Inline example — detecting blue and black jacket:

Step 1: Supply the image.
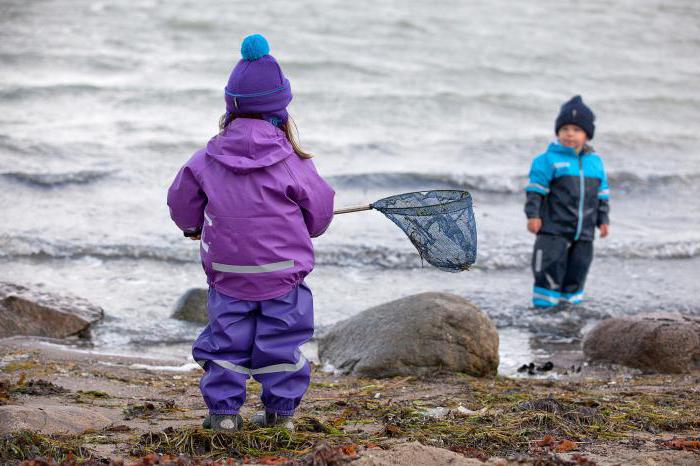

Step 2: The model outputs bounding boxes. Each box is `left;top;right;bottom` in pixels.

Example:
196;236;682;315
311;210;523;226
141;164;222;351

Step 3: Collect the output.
524;142;610;241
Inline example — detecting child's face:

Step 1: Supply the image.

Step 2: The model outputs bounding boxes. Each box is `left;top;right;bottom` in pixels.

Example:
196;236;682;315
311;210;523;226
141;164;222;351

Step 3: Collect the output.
557;125;587;152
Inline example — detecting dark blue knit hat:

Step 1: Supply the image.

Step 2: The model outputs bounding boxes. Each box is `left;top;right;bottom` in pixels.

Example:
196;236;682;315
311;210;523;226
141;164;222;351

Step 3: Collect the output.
555;95;595;139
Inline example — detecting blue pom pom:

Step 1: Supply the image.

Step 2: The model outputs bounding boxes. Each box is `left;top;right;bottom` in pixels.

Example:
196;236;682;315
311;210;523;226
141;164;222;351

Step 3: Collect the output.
241;34;270;61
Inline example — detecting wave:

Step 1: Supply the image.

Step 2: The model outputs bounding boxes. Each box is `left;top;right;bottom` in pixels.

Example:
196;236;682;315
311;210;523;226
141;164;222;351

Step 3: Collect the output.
0;135;98;158
327;170;700;195
602;240;700;261
0;169;115;187
0;236;193;263
317;245;424;269
327;172;522;194
0;84;215;103
606;171;700;189
480;239;700;269
602;95;700;108
283;59;387;76
126;139;200;154
0;235;420;268
0;237;443;269
163;18;214;31
0;84;105;101
1;235;698;270
0;51;142;72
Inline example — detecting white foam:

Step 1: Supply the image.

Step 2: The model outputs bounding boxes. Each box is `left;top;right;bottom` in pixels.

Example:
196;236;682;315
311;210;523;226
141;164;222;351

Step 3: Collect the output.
128;362;202;372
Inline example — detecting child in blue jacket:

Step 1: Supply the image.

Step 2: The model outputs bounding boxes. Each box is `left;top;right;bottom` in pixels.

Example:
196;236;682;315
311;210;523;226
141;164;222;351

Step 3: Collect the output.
524;96;610;308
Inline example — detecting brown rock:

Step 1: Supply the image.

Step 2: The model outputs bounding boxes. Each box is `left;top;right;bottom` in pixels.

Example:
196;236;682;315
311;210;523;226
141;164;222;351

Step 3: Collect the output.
318;292;499;378
354;441;506;466
583;313;700;373
0;282;103;339
0;404;112;434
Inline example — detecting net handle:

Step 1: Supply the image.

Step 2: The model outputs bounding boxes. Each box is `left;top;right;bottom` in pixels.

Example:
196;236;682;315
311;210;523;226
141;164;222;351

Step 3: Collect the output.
333;204;373;215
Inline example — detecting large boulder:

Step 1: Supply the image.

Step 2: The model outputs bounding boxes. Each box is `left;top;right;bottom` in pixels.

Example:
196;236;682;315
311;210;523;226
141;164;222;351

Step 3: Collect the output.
0;283;103;339
318;292;499;378
171;288;208;323
583;313;700;373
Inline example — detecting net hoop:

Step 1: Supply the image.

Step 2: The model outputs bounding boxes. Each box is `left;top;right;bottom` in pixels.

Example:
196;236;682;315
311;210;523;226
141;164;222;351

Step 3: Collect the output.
371;190;473;216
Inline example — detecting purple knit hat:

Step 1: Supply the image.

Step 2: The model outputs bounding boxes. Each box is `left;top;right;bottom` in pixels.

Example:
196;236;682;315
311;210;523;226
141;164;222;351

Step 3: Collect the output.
224;34;292;127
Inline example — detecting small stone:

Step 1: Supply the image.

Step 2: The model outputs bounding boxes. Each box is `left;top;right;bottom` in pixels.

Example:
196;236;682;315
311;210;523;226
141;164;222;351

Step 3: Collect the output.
171;288;208;323
536;361;554;372
422;407;449;419
456;405;486;416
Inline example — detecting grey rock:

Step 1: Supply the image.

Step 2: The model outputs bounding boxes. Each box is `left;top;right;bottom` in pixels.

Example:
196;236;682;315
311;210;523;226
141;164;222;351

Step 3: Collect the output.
172;288;208;323
0;282;103;339
583;313;700;373
318;292;499;378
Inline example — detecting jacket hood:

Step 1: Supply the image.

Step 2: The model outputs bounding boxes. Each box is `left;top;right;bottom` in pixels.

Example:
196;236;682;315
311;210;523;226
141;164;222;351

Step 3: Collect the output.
206;118;294;174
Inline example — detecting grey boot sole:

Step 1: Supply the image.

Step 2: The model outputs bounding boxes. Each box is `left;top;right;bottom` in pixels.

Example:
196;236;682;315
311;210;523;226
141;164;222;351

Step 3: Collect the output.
204;414;243;432
251;411;294;430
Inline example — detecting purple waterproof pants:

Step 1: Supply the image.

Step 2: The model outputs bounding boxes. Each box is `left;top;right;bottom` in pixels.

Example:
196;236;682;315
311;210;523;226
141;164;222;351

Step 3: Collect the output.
192;283;313;416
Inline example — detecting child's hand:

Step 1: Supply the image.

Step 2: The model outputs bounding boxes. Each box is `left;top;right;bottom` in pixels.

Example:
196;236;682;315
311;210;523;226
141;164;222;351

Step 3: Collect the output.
599;224;609;238
527;218;542;234
189;234;201;241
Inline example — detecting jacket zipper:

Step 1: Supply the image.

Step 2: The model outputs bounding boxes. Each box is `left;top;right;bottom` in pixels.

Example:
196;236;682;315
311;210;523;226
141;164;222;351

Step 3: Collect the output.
574;154;585;241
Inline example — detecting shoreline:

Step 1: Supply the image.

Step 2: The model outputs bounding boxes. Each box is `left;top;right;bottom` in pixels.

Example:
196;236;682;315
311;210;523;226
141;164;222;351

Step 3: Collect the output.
1;336;698;465
0;327;608;380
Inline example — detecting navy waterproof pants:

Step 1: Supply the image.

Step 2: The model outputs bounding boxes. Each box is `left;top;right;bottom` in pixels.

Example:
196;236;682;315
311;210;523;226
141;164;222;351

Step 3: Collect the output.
531;234;593;308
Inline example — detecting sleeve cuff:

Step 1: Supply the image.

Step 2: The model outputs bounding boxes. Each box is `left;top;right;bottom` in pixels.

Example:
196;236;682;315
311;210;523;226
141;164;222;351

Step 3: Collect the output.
525;183;550;195
183;228;202;237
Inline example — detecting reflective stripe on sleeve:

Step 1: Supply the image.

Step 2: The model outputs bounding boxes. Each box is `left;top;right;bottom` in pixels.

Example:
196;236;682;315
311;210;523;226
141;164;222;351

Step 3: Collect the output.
525;183;550;194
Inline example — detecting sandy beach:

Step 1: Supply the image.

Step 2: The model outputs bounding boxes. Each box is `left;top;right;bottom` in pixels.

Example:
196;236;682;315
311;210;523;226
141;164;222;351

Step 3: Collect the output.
1;336;698;465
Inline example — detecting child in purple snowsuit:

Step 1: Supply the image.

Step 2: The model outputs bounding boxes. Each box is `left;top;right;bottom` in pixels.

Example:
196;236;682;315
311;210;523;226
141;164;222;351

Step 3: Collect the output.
167;34;335;431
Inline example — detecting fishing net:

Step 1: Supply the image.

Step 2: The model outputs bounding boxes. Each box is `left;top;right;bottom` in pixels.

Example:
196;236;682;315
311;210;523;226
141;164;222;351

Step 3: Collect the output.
371;190;477;272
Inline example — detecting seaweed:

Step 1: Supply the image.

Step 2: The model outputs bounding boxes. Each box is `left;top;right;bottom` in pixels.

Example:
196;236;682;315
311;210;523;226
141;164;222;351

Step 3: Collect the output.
0;430;92;463
124;400;180;420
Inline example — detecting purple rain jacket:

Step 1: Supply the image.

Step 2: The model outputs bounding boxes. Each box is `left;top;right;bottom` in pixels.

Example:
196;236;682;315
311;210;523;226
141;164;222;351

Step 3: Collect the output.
167;118;335;301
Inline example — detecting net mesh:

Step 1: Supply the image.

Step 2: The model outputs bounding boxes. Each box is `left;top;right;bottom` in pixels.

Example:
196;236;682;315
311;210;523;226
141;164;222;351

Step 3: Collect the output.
371;190;477;272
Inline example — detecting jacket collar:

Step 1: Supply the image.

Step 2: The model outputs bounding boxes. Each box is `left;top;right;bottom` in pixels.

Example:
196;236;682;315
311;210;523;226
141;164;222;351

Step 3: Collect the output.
547;140;595;157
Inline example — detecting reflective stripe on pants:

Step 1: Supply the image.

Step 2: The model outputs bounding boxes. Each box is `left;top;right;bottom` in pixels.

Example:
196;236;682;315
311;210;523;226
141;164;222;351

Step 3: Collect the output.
192;283;314;416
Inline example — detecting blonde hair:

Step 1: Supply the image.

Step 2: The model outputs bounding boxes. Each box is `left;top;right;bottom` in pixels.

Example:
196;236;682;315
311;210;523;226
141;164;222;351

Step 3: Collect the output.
219;113;313;159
